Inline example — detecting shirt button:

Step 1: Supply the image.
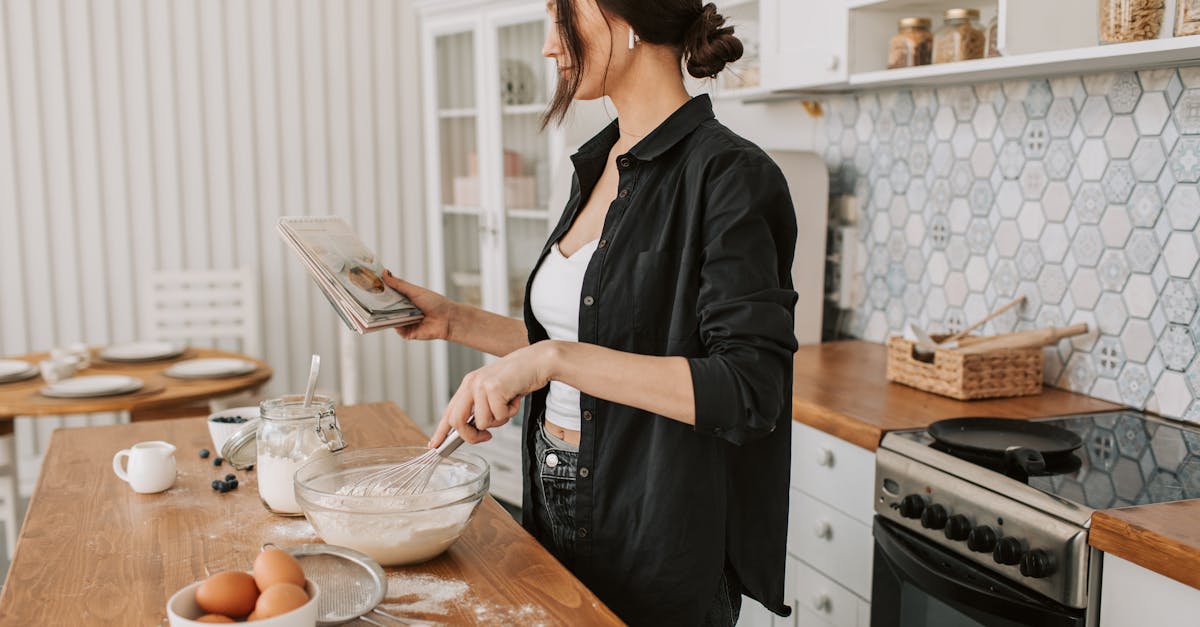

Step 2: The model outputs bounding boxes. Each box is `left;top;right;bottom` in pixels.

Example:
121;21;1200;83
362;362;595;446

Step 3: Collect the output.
579;467;590;478
577;527;589;538
583;410;593;421
618;157;632;168
598;239;608;249
618;188;630;198
583;296;595;306
545;453;559;468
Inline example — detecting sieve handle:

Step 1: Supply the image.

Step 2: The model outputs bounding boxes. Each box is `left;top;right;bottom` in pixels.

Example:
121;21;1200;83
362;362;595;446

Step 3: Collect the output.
436;414;475;458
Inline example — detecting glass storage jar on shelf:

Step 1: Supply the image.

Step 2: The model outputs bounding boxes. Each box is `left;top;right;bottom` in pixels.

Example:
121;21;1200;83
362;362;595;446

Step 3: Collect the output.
888;17;933;69
986;15;1001;57
1099;0;1165;43
1176;0;1200;36
932;9;985;64
256;394;345;516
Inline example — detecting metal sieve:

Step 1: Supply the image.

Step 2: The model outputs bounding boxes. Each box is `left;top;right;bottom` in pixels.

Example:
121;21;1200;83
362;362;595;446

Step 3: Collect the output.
274;543;427;626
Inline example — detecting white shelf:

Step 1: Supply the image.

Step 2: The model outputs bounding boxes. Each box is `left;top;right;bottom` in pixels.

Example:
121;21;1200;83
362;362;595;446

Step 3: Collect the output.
501;103;547;115
506;208;549;219
438;107;478;119
442;204;482;215
848;35;1200;89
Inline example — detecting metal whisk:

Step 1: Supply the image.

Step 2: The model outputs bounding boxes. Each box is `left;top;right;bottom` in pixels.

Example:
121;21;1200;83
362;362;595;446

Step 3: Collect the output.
344;417;473;497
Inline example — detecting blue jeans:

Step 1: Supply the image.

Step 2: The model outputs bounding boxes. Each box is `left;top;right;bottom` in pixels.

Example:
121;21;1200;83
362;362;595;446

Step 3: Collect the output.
532;419;741;626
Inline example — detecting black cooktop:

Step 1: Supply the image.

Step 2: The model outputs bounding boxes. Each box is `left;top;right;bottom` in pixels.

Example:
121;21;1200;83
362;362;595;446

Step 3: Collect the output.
893;411;1200;510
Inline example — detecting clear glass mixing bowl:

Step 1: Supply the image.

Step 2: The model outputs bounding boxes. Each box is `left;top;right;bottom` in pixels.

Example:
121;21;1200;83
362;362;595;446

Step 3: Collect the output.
293;447;490;566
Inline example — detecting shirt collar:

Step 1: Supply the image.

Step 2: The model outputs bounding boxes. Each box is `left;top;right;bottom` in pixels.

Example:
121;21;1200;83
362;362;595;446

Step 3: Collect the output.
572;94;715;164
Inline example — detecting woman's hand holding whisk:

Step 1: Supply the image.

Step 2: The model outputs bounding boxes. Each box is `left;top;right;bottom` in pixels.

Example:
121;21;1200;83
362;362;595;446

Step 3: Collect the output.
430;342;559;448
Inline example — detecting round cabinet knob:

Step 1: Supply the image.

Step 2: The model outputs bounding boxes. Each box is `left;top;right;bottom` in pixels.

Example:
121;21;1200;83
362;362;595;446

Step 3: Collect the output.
816;447;835;467
967;526;998;553
1019;549;1056;579
944;514;972;541
898;494;927;519
813;520;833;540
921;504;948;530
993;537;1024;566
812;593;832;613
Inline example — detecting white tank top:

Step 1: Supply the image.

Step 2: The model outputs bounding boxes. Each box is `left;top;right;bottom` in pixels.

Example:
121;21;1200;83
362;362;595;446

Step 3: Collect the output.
530;238;599;432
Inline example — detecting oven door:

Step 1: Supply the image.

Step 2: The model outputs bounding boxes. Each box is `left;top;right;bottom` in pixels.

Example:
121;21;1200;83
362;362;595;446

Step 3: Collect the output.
871;517;1087;627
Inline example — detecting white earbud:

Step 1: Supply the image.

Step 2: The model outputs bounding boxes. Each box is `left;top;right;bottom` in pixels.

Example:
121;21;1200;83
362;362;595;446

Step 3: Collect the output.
628;27;640;50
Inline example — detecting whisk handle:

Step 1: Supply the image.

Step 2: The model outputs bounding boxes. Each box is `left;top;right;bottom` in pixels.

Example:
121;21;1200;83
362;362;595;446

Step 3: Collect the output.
435;414;475;458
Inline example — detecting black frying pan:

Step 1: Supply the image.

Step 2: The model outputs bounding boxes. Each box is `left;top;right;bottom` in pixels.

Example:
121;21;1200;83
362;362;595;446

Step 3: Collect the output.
928;417;1083;477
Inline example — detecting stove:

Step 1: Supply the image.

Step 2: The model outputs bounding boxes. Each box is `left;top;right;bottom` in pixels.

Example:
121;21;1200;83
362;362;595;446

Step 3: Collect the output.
872;410;1200;627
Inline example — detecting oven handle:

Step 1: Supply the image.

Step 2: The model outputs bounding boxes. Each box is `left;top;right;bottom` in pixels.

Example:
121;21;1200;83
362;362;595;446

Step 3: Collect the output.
874;518;1084;626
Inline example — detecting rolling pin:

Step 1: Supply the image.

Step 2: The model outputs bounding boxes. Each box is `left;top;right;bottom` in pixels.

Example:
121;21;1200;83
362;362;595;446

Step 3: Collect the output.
954;323;1089;354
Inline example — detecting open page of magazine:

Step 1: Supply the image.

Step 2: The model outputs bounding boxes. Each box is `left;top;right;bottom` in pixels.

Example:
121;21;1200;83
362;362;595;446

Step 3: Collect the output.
278;216;423;334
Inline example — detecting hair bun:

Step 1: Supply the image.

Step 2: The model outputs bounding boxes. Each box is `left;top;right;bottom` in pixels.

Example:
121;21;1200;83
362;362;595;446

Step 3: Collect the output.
684;3;744;79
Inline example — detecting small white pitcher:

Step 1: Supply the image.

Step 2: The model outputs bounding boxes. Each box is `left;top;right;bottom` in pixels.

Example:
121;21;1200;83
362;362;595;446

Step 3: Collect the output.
112;441;177;494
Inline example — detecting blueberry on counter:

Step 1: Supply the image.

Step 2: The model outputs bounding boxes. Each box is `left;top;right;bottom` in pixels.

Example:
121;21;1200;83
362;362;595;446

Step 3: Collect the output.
224;474;236;482
199;449;210;459
213;457;223;467
211;480;221;490
227;479;238;489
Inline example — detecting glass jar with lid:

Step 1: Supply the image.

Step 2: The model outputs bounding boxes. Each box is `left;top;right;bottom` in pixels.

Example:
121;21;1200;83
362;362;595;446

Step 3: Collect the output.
932;9;985;64
888;17;934;69
1100;0;1165;43
256;394;346;516
986;15;1001;57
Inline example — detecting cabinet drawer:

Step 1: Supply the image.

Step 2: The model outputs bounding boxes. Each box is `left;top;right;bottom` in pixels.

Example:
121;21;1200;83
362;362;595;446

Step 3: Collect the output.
791;423;875;524
792;557;860;627
788;489;873;600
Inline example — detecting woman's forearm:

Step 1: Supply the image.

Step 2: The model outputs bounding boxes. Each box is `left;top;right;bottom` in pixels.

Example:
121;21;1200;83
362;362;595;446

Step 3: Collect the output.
448;304;530;357
544;340;696;425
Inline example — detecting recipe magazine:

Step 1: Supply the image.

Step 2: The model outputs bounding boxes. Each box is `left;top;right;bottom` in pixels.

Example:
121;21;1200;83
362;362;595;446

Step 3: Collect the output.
278;216;423;334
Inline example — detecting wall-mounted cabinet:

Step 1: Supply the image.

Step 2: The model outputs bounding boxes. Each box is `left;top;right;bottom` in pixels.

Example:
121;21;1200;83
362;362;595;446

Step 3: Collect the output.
724;0;1200;98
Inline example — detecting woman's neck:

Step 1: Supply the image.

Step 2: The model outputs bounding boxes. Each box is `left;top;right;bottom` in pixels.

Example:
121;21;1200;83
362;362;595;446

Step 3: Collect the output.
605;47;692;149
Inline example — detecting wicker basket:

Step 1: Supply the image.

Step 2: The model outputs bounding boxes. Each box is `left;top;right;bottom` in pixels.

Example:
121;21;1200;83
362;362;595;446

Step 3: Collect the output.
885;335;1043;400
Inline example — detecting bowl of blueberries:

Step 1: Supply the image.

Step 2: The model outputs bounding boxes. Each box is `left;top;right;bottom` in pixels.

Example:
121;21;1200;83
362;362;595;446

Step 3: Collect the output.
207;406;259;457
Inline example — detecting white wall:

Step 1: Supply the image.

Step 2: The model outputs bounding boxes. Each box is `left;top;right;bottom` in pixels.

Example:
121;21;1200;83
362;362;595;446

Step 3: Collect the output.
0;0;434;426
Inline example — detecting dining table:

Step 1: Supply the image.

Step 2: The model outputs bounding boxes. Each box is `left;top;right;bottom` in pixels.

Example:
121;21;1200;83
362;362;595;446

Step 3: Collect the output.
0;401;624;625
0;346;272;419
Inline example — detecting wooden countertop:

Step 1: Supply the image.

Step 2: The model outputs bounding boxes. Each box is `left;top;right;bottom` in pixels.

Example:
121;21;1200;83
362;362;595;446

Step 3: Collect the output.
791;340;1122;451
1090;503;1200;590
0;402;621;625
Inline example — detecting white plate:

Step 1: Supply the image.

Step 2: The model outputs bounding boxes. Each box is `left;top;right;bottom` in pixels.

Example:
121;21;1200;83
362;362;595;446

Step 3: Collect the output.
99;341;186;362
164;358;257;379
41;375;144;398
0;360;38;382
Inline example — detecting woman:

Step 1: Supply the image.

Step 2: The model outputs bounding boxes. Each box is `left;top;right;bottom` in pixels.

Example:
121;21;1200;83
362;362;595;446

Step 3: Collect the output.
384;1;797;624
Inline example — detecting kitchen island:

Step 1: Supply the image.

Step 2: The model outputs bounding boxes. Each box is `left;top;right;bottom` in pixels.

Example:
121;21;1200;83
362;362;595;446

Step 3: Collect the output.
0;402;622;625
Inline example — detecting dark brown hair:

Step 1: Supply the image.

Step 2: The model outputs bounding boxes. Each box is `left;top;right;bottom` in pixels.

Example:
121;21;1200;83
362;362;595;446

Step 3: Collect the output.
542;0;742;128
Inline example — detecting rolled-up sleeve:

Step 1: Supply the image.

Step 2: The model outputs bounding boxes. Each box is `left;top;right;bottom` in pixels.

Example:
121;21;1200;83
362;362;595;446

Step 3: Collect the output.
688;160;800;445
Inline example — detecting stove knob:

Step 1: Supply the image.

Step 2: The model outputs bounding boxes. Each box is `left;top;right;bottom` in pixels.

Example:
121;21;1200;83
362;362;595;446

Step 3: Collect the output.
1019;549;1056;579
898;495;926;519
993;537;1024;566
921;504;948;530
967;526;997;553
944;514;972;541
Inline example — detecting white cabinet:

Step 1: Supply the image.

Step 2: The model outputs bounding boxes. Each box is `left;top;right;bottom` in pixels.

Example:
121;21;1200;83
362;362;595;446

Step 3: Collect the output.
763;0;849;90
418;1;566;505
783;422;876;625
1099;554;1200;626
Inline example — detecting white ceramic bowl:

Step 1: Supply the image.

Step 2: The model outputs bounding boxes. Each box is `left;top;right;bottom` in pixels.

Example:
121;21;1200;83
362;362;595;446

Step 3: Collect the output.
207;406;260;454
167;577;319;626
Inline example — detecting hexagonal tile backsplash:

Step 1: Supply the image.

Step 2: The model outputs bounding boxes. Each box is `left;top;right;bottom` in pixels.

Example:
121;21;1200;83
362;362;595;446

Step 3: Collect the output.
816;68;1200;423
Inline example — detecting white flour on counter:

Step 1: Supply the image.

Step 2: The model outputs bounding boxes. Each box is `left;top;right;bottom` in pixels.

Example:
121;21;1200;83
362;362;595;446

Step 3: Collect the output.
381;572;550;625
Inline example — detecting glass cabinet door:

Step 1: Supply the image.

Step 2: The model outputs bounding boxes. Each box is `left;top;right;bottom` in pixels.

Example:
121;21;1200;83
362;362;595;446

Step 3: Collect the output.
434;28;487;397
494;17;555;319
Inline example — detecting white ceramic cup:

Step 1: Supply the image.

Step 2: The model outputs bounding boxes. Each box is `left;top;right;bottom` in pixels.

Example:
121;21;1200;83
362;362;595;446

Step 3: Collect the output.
38;357;78;384
112;441;177;494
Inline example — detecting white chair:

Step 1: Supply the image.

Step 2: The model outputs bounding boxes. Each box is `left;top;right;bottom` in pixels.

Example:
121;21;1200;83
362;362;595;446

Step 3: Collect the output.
141;268;264;411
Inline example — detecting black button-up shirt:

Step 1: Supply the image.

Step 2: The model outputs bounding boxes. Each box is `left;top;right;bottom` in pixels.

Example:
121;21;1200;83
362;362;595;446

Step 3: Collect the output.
520;95;798;625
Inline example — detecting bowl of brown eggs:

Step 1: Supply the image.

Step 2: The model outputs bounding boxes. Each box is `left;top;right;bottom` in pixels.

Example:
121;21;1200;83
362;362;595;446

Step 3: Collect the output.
167;547;320;625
